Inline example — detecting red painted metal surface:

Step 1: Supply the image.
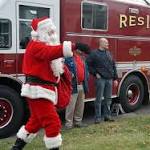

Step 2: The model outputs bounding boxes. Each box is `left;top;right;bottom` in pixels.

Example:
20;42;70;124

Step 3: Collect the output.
60;0;150;97
0;54;23;74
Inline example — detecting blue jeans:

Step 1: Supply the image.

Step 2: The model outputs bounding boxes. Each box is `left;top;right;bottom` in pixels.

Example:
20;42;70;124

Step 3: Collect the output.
94;78;112;120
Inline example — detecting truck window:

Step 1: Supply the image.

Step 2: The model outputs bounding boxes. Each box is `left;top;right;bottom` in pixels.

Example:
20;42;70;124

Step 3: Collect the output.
82;2;107;30
0;19;12;49
19;5;50;49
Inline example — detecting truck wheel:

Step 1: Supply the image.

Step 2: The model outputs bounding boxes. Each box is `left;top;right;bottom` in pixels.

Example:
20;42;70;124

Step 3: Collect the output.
119;75;144;113
0;85;25;138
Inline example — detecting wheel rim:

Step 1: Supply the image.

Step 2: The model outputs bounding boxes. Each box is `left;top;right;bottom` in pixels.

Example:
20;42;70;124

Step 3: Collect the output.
0;98;13;128
126;83;140;105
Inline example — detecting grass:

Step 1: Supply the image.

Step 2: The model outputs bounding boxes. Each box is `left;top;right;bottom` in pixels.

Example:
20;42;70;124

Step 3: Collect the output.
1;114;150;150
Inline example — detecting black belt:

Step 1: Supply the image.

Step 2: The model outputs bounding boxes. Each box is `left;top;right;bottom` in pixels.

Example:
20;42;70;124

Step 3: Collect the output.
26;76;58;86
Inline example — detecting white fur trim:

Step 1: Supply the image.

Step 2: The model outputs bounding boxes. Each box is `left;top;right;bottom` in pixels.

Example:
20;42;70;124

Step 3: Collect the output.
31;30;38;40
17;126;37;143
31;30;38;37
44;134;62;149
51;58;64;77
21;84;57;104
63;41;73;57
38;18;56;31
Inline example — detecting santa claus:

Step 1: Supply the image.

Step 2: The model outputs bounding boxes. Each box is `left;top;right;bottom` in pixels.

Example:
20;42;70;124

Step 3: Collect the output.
10;17;89;150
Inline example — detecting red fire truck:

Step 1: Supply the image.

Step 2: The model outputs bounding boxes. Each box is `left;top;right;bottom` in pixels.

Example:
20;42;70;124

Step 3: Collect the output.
0;0;150;138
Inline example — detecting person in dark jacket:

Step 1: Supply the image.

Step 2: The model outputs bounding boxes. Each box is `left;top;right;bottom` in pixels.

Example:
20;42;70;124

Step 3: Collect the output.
86;38;118;123
64;48;90;129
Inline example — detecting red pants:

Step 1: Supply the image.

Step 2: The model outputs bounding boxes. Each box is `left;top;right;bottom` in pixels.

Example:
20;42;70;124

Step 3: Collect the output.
25;98;61;137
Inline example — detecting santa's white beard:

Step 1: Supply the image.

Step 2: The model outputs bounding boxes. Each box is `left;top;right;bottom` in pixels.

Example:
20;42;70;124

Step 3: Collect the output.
38;31;59;45
48;33;59;45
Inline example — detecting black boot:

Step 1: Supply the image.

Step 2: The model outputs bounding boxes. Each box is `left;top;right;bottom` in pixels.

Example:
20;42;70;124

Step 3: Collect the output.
49;148;59;150
11;138;26;150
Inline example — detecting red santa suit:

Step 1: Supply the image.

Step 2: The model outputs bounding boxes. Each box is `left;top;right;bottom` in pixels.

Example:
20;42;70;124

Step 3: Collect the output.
16;17;74;149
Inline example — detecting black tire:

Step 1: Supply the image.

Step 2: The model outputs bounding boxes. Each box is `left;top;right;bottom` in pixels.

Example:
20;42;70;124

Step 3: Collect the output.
119;75;144;113
0;85;25;138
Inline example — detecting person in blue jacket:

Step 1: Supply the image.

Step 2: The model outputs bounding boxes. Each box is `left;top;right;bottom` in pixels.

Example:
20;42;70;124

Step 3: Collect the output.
65;47;90;129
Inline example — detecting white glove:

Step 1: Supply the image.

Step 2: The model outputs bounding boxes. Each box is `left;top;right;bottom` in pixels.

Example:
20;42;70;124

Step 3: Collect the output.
51;58;64;77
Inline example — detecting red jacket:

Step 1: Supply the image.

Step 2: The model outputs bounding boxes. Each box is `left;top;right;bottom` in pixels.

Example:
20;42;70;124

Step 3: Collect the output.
23;40;64;83
21;40;73;104
74;53;85;84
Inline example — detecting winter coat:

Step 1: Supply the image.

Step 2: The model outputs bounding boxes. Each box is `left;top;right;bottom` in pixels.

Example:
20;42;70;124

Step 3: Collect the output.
86;49;118;80
65;56;89;94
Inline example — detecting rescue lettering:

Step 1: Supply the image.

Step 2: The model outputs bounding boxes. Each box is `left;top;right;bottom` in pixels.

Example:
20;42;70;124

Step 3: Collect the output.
120;14;150;28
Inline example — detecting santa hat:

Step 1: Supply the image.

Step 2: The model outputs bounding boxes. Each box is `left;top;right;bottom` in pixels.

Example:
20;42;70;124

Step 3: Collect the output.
31;17;56;39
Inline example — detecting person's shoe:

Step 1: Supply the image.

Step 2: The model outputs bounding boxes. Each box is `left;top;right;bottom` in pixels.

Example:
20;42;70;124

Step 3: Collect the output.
104;116;115;122
94;119;101;124
64;125;73;130
74;123;88;128
49;148;59;150
10;138;26;150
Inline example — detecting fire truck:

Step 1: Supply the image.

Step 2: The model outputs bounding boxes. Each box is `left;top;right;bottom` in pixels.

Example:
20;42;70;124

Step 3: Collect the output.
0;0;150;138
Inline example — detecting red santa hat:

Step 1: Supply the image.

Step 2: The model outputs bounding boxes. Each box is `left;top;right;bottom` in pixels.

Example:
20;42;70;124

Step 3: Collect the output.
31;17;56;39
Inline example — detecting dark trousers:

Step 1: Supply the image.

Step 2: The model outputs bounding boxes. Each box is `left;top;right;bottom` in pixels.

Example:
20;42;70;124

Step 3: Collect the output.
94;78;112;120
